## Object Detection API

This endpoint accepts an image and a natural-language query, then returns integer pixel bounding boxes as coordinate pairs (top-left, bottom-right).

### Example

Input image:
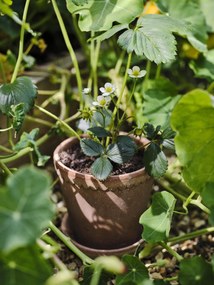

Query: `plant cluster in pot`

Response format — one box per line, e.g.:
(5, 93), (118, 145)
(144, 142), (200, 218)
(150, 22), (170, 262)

(53, 70), (174, 257)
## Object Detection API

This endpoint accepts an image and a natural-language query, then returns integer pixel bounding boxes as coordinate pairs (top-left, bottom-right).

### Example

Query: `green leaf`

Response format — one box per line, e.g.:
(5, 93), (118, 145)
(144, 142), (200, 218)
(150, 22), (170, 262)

(0, 166), (55, 253)
(189, 50), (214, 82)
(115, 255), (149, 285)
(0, 76), (37, 115)
(92, 109), (112, 128)
(118, 22), (176, 64)
(93, 24), (129, 42)
(144, 143), (168, 178)
(179, 256), (213, 285)
(171, 89), (214, 194)
(162, 139), (175, 151)
(91, 157), (113, 180)
(88, 126), (111, 138)
(143, 78), (181, 128)
(9, 103), (25, 133)
(139, 191), (176, 243)
(0, 245), (53, 285)
(71, 0), (88, 5)
(156, 0), (207, 52)
(66, 0), (143, 31)
(199, 0), (214, 32)
(80, 138), (104, 156)
(107, 137), (136, 164)
(14, 128), (50, 167)
(0, 0), (13, 16)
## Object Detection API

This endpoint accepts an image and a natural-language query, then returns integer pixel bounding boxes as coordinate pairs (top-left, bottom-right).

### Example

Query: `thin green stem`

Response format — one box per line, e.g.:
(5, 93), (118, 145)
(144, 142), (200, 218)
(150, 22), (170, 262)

(110, 52), (132, 131)
(119, 79), (137, 125)
(25, 116), (53, 127)
(93, 40), (101, 99)
(0, 59), (6, 83)
(143, 60), (151, 91)
(11, 0), (31, 83)
(0, 145), (13, 154)
(169, 226), (214, 244)
(190, 198), (210, 215)
(49, 221), (93, 265)
(159, 241), (183, 262)
(155, 63), (162, 79)
(0, 126), (13, 132)
(51, 0), (83, 107)
(64, 111), (81, 124)
(35, 105), (80, 139)
(0, 147), (33, 164)
(90, 264), (102, 285)
(157, 179), (186, 202)
(0, 161), (12, 175)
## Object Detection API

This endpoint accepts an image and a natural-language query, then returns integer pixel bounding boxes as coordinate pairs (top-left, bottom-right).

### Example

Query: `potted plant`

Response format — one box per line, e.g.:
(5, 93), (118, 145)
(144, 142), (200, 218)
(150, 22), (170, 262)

(51, 2), (177, 255)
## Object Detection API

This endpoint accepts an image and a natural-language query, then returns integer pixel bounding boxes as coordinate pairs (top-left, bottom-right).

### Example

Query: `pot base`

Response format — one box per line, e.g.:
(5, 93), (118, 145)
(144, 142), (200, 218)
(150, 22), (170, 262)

(61, 213), (144, 258)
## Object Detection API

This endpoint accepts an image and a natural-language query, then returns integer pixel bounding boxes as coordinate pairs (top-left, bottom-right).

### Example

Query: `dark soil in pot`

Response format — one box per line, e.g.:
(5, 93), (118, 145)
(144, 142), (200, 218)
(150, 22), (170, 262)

(59, 143), (145, 176)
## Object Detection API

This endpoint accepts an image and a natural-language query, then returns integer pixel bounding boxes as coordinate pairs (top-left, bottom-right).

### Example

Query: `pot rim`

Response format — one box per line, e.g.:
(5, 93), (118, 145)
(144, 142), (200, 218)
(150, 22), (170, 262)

(53, 136), (149, 181)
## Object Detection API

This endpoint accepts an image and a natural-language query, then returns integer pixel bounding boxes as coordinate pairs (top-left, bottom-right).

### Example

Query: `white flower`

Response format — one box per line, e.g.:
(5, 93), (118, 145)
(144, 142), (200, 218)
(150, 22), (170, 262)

(92, 95), (111, 107)
(100, 82), (116, 96)
(83, 87), (91, 95)
(127, 66), (147, 78)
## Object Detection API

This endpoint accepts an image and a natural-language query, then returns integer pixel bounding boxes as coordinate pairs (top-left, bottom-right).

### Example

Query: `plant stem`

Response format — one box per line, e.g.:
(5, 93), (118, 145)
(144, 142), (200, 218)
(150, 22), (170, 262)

(11, 0), (31, 83)
(155, 63), (161, 79)
(0, 147), (33, 164)
(0, 126), (13, 132)
(157, 178), (186, 202)
(159, 241), (183, 262)
(64, 111), (81, 123)
(0, 145), (13, 154)
(0, 161), (12, 175)
(143, 60), (151, 91)
(90, 264), (102, 285)
(25, 116), (53, 127)
(51, 0), (83, 107)
(110, 52), (132, 131)
(190, 198), (210, 215)
(169, 226), (214, 244)
(0, 59), (6, 83)
(49, 221), (93, 265)
(35, 105), (80, 139)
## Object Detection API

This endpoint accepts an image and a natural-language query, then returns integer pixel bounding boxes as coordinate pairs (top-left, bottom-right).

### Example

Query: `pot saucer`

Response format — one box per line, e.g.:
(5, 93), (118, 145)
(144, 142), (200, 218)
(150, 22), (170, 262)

(61, 213), (144, 258)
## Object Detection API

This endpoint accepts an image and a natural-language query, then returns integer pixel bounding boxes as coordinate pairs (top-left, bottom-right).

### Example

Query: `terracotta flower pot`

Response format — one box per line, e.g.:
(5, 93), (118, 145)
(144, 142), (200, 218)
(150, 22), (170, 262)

(53, 137), (153, 253)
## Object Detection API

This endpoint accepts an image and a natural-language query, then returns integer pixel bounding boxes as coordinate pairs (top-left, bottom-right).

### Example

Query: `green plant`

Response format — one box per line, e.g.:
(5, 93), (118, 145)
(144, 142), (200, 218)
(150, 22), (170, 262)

(0, 0), (214, 284)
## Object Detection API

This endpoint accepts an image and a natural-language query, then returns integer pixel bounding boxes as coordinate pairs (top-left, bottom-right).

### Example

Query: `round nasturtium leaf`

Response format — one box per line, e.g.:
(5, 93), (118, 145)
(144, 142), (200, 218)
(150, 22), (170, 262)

(0, 76), (37, 115)
(0, 166), (55, 253)
(171, 89), (214, 194)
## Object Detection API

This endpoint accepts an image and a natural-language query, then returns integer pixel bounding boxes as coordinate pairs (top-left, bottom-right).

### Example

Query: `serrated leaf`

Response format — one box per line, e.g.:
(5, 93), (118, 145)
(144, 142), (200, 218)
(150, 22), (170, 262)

(80, 138), (104, 156)
(144, 143), (168, 178)
(107, 137), (136, 165)
(0, 166), (55, 253)
(179, 256), (213, 285)
(0, 76), (37, 115)
(162, 139), (175, 151)
(0, 245), (53, 285)
(92, 109), (112, 128)
(139, 191), (176, 243)
(88, 126), (111, 138)
(118, 24), (177, 64)
(115, 255), (149, 285)
(156, 0), (207, 52)
(91, 157), (113, 180)
(171, 89), (214, 194)
(143, 78), (181, 128)
(161, 127), (176, 139)
(9, 103), (25, 133)
(66, 0), (143, 32)
(14, 128), (50, 167)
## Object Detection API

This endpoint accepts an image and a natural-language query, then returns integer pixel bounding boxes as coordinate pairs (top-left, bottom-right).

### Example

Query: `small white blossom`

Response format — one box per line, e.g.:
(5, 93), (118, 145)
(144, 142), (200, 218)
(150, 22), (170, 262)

(83, 87), (91, 95)
(100, 82), (116, 96)
(127, 66), (147, 78)
(92, 95), (111, 107)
